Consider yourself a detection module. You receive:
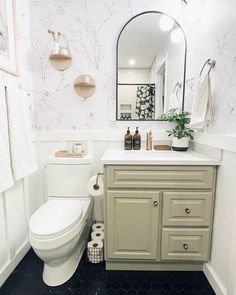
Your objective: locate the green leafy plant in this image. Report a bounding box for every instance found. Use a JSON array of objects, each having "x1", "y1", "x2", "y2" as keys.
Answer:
[{"x1": 160, "y1": 108, "x2": 194, "y2": 140}]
